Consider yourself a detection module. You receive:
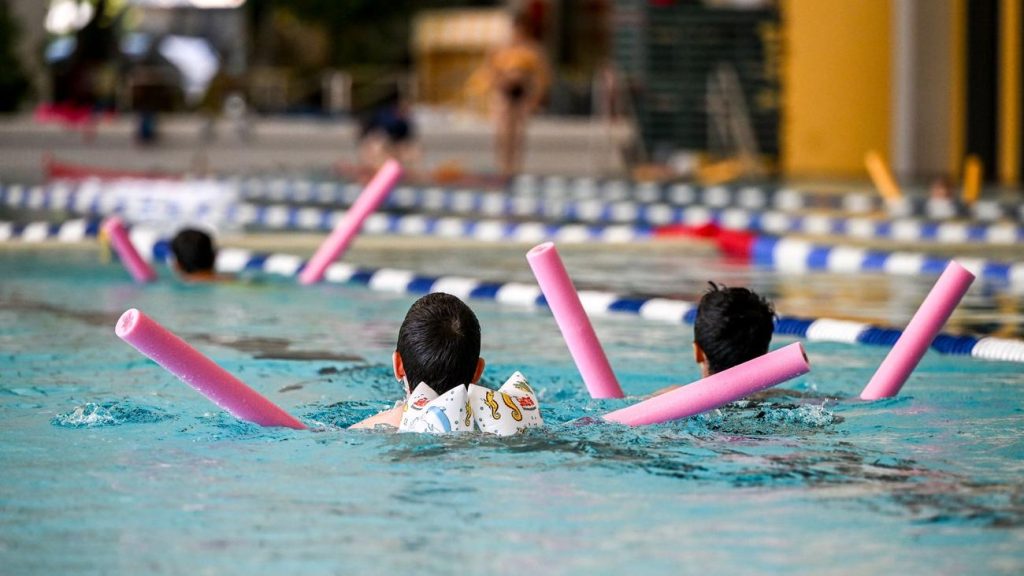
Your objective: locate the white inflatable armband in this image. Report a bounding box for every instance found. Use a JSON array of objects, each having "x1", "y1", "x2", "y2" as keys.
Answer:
[
  {"x1": 398, "y1": 383, "x2": 473, "y2": 434},
  {"x1": 469, "y1": 371, "x2": 544, "y2": 436}
]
